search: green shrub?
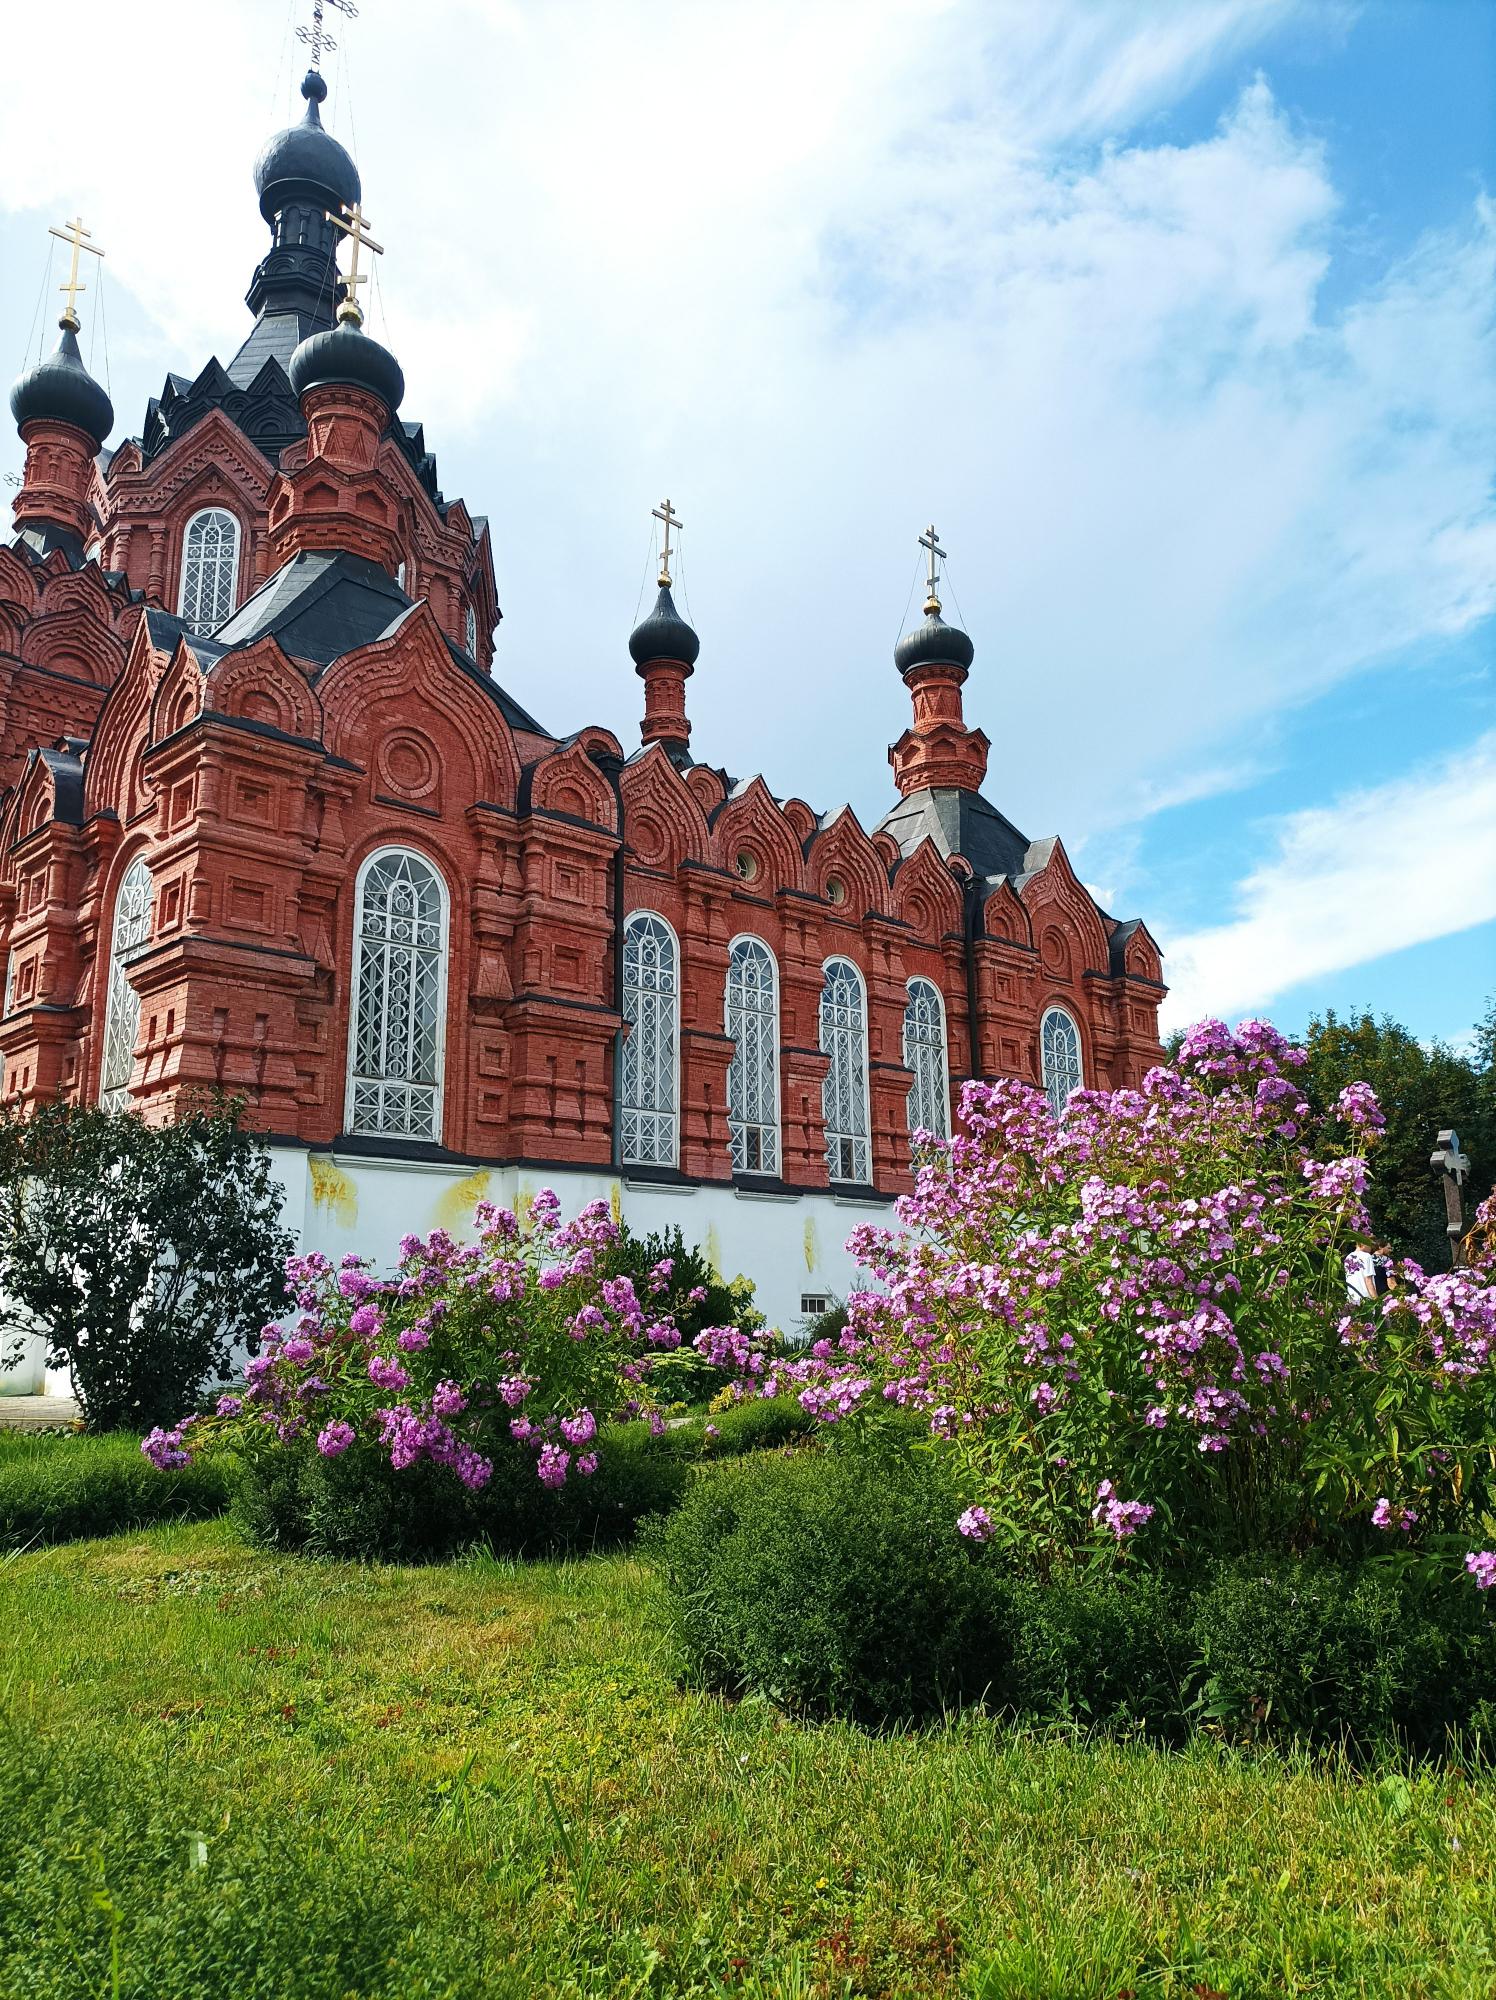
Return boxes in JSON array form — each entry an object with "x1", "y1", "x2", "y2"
[
  {"x1": 997, "y1": 1568, "x2": 1194, "y2": 1738},
  {"x1": 0, "y1": 1432, "x2": 232, "y2": 1548},
  {"x1": 232, "y1": 1401, "x2": 816, "y2": 1562},
  {"x1": 1191, "y1": 1557, "x2": 1496, "y2": 1751},
  {"x1": 654, "y1": 1441, "x2": 1004, "y2": 1725}
]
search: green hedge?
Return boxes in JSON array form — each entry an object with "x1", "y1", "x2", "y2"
[
  {"x1": 656, "y1": 1445, "x2": 1496, "y2": 1749},
  {"x1": 232, "y1": 1395, "x2": 817, "y2": 1562},
  {"x1": 652, "y1": 1439, "x2": 1004, "y2": 1725},
  {"x1": 0, "y1": 1431, "x2": 233, "y2": 1549}
]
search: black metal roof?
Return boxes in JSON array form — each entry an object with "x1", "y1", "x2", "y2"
[
  {"x1": 208, "y1": 549, "x2": 545, "y2": 734},
  {"x1": 10, "y1": 323, "x2": 115, "y2": 446},
  {"x1": 877, "y1": 785, "x2": 1030, "y2": 879}
]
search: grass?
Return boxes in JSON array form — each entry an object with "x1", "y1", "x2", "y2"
[
  {"x1": 2, "y1": 1519, "x2": 1493, "y2": 1998},
  {"x1": 0, "y1": 1428, "x2": 232, "y2": 1548}
]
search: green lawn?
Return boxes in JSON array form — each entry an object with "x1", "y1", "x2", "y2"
[{"x1": 2, "y1": 1520, "x2": 1492, "y2": 1998}]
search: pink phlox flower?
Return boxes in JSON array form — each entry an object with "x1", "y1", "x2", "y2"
[
  {"x1": 956, "y1": 1505, "x2": 994, "y2": 1542},
  {"x1": 560, "y1": 1408, "x2": 597, "y2": 1446},
  {"x1": 367, "y1": 1354, "x2": 410, "y2": 1391},
  {"x1": 1465, "y1": 1551, "x2": 1496, "y2": 1590},
  {"x1": 537, "y1": 1443, "x2": 570, "y2": 1489},
  {"x1": 317, "y1": 1419, "x2": 355, "y2": 1457}
]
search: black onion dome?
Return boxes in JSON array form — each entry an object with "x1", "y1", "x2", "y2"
[
  {"x1": 10, "y1": 323, "x2": 114, "y2": 444},
  {"x1": 289, "y1": 319, "x2": 405, "y2": 413},
  {"x1": 894, "y1": 605, "x2": 974, "y2": 675},
  {"x1": 629, "y1": 584, "x2": 700, "y2": 666},
  {"x1": 253, "y1": 71, "x2": 361, "y2": 225}
]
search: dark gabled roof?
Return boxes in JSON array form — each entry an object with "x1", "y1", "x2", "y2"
[
  {"x1": 37, "y1": 743, "x2": 85, "y2": 825},
  {"x1": 8, "y1": 528, "x2": 144, "y2": 603},
  {"x1": 208, "y1": 549, "x2": 546, "y2": 734},
  {"x1": 877, "y1": 786, "x2": 1030, "y2": 880},
  {"x1": 227, "y1": 311, "x2": 311, "y2": 390}
]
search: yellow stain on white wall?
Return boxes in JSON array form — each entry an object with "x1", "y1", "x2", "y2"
[
  {"x1": 803, "y1": 1215, "x2": 819, "y2": 1274},
  {"x1": 433, "y1": 1168, "x2": 492, "y2": 1236},
  {"x1": 308, "y1": 1155, "x2": 357, "y2": 1229},
  {"x1": 609, "y1": 1181, "x2": 622, "y2": 1226},
  {"x1": 702, "y1": 1222, "x2": 722, "y2": 1279}
]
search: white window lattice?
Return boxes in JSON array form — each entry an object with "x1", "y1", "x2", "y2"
[
  {"x1": 464, "y1": 604, "x2": 479, "y2": 656},
  {"x1": 820, "y1": 957, "x2": 870, "y2": 1184},
  {"x1": 621, "y1": 912, "x2": 678, "y2": 1166},
  {"x1": 1041, "y1": 1006, "x2": 1084, "y2": 1119},
  {"x1": 99, "y1": 857, "x2": 152, "y2": 1113},
  {"x1": 725, "y1": 935, "x2": 779, "y2": 1175},
  {"x1": 346, "y1": 849, "x2": 447, "y2": 1141},
  {"x1": 177, "y1": 508, "x2": 241, "y2": 635},
  {"x1": 903, "y1": 977, "x2": 950, "y2": 1145}
]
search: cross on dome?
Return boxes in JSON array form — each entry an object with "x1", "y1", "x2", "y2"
[
  {"x1": 297, "y1": 0, "x2": 358, "y2": 71},
  {"x1": 652, "y1": 498, "x2": 683, "y2": 587},
  {"x1": 917, "y1": 522, "x2": 946, "y2": 615},
  {"x1": 328, "y1": 201, "x2": 384, "y2": 326},
  {"x1": 48, "y1": 216, "x2": 104, "y2": 333}
]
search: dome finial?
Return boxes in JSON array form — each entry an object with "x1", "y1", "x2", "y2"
[
  {"x1": 295, "y1": 0, "x2": 357, "y2": 78},
  {"x1": 918, "y1": 521, "x2": 945, "y2": 617},
  {"x1": 327, "y1": 200, "x2": 383, "y2": 327},
  {"x1": 652, "y1": 497, "x2": 682, "y2": 588},
  {"x1": 47, "y1": 215, "x2": 105, "y2": 337}
]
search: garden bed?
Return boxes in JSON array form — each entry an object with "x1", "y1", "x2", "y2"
[{"x1": 2, "y1": 1519, "x2": 1493, "y2": 1999}]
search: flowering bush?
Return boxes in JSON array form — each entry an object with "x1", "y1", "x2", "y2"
[
  {"x1": 143, "y1": 1191, "x2": 730, "y2": 1497},
  {"x1": 765, "y1": 1019, "x2": 1496, "y2": 1588}
]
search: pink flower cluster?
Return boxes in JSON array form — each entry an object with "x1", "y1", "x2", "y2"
[
  {"x1": 139, "y1": 1189, "x2": 753, "y2": 1498},
  {"x1": 764, "y1": 1018, "x2": 1496, "y2": 1577}
]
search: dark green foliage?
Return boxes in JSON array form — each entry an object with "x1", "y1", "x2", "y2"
[
  {"x1": 1299, "y1": 1004, "x2": 1495, "y2": 1268},
  {"x1": 0, "y1": 1734, "x2": 471, "y2": 2000},
  {"x1": 233, "y1": 1398, "x2": 817, "y2": 1562},
  {"x1": 996, "y1": 1568, "x2": 1195, "y2": 1738},
  {"x1": 656, "y1": 1448, "x2": 1496, "y2": 1747},
  {"x1": 655, "y1": 1442, "x2": 1006, "y2": 1725},
  {"x1": 0, "y1": 1098, "x2": 293, "y2": 1432},
  {"x1": 640, "y1": 1345, "x2": 732, "y2": 1407},
  {"x1": 601, "y1": 1221, "x2": 764, "y2": 1347},
  {"x1": 0, "y1": 1432, "x2": 232, "y2": 1548},
  {"x1": 1192, "y1": 1557, "x2": 1496, "y2": 1751}
]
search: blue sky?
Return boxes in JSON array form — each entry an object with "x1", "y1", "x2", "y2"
[{"x1": 2, "y1": 0, "x2": 1493, "y2": 1049}]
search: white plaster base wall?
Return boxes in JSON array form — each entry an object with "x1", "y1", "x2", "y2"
[{"x1": 269, "y1": 1147, "x2": 880, "y2": 1335}]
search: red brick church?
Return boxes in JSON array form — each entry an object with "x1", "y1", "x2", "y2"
[{"x1": 0, "y1": 61, "x2": 1165, "y2": 1359}]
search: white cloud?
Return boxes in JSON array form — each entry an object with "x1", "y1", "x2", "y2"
[
  {"x1": 1, "y1": 0, "x2": 1490, "y2": 871},
  {"x1": 1158, "y1": 732, "x2": 1496, "y2": 1030}
]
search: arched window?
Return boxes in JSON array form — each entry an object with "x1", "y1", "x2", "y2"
[
  {"x1": 621, "y1": 911, "x2": 679, "y2": 1166},
  {"x1": 725, "y1": 935, "x2": 779, "y2": 1175},
  {"x1": 99, "y1": 857, "x2": 153, "y2": 1113},
  {"x1": 820, "y1": 957, "x2": 870, "y2": 1184},
  {"x1": 346, "y1": 848, "x2": 448, "y2": 1141},
  {"x1": 1041, "y1": 1006, "x2": 1084, "y2": 1119},
  {"x1": 177, "y1": 508, "x2": 241, "y2": 635},
  {"x1": 903, "y1": 977, "x2": 949, "y2": 1144}
]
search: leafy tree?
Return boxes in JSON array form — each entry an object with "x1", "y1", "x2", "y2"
[
  {"x1": 1298, "y1": 1003, "x2": 1495, "y2": 1269},
  {"x1": 0, "y1": 1098, "x2": 293, "y2": 1432},
  {"x1": 602, "y1": 1221, "x2": 763, "y2": 1346}
]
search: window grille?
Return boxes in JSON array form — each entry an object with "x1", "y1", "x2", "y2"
[
  {"x1": 800, "y1": 1293, "x2": 831, "y2": 1317},
  {"x1": 464, "y1": 604, "x2": 478, "y2": 656},
  {"x1": 177, "y1": 508, "x2": 241, "y2": 635},
  {"x1": 621, "y1": 911, "x2": 678, "y2": 1166},
  {"x1": 99, "y1": 857, "x2": 153, "y2": 1113},
  {"x1": 346, "y1": 849, "x2": 448, "y2": 1141},
  {"x1": 725, "y1": 935, "x2": 779, "y2": 1174},
  {"x1": 820, "y1": 957, "x2": 870, "y2": 1183},
  {"x1": 903, "y1": 976, "x2": 949, "y2": 1144},
  {"x1": 1040, "y1": 1006, "x2": 1084, "y2": 1119}
]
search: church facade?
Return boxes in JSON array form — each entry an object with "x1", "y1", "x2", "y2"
[{"x1": 0, "y1": 66, "x2": 1165, "y2": 1380}]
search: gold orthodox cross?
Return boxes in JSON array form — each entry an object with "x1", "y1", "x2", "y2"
[
  {"x1": 48, "y1": 217, "x2": 105, "y2": 332},
  {"x1": 653, "y1": 498, "x2": 683, "y2": 587},
  {"x1": 918, "y1": 523, "x2": 946, "y2": 613},
  {"x1": 328, "y1": 201, "x2": 384, "y2": 325}
]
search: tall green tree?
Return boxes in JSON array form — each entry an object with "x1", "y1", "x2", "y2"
[
  {"x1": 1298, "y1": 1004, "x2": 1495, "y2": 1270},
  {"x1": 0, "y1": 1098, "x2": 293, "y2": 1431}
]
